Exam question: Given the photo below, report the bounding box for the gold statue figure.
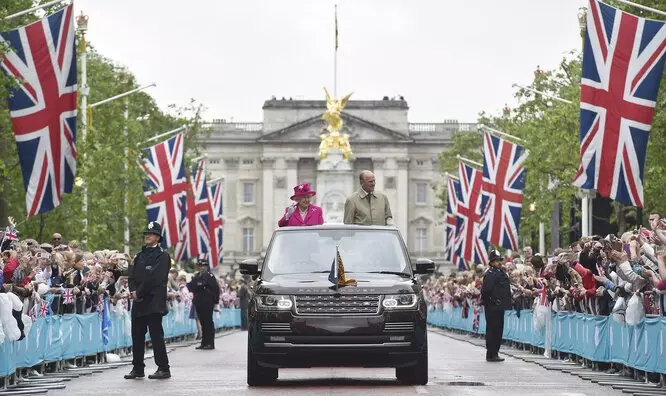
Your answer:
[319,87,353,161]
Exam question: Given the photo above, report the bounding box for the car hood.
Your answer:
[255,273,417,295]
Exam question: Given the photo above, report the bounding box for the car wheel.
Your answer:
[247,337,278,386]
[396,341,428,385]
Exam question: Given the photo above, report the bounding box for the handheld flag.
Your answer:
[573,0,666,208]
[101,294,111,346]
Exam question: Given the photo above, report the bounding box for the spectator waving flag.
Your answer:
[479,132,528,251]
[573,0,666,208]
[207,182,225,268]
[175,158,211,261]
[454,162,488,269]
[445,178,462,263]
[141,133,188,247]
[0,5,78,218]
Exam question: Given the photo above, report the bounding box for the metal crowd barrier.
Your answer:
[0,303,241,395]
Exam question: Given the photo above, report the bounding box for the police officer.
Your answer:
[481,249,511,362]
[124,221,171,380]
[187,258,220,350]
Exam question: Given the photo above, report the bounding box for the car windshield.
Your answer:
[262,228,411,278]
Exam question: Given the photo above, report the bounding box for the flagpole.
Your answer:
[77,12,90,247]
[445,172,459,180]
[334,4,338,98]
[478,124,526,143]
[4,0,69,20]
[511,83,572,105]
[142,125,187,145]
[456,155,483,168]
[612,0,666,17]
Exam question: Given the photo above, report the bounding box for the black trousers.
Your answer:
[240,305,248,330]
[195,301,215,347]
[484,309,505,359]
[131,313,169,371]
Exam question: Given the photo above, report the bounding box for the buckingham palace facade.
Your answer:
[201,97,477,268]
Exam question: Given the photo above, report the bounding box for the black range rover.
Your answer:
[240,224,434,386]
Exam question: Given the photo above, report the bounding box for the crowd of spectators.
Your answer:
[424,213,666,382]
[0,218,242,350]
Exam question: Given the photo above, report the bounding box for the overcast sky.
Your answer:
[72,0,588,123]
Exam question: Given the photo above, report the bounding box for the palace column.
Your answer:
[285,157,299,197]
[261,157,276,250]
[396,157,410,240]
[372,158,386,192]
[223,157,240,254]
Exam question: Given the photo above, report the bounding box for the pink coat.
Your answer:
[277,205,324,227]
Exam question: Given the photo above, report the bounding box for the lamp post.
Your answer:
[578,7,588,40]
[76,11,90,247]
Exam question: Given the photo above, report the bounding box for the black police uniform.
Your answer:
[481,250,512,362]
[187,261,220,349]
[125,221,171,380]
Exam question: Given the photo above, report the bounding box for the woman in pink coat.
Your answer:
[277,183,324,227]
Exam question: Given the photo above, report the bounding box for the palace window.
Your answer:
[243,182,254,204]
[242,228,254,254]
[415,182,427,204]
[415,227,427,253]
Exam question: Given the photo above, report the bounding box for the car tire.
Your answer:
[396,340,428,385]
[247,337,278,386]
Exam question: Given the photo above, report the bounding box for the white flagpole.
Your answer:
[89,83,157,108]
[478,124,526,143]
[511,83,572,105]
[456,155,483,168]
[4,0,69,20]
[142,125,187,145]
[334,4,338,98]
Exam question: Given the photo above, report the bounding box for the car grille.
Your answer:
[294,294,381,315]
[260,323,292,333]
[384,322,415,333]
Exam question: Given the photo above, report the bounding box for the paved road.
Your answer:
[38,328,649,396]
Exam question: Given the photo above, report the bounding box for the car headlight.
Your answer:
[256,295,293,310]
[382,294,418,309]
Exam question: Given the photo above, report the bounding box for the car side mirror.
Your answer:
[414,258,435,274]
[240,258,260,275]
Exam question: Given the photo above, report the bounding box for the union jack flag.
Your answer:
[207,182,225,268]
[535,278,548,306]
[175,159,211,261]
[573,0,666,208]
[39,300,50,318]
[445,178,461,263]
[141,133,188,247]
[0,5,78,218]
[479,132,528,251]
[63,288,74,304]
[454,162,488,269]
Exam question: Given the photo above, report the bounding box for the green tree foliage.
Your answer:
[1,3,208,253]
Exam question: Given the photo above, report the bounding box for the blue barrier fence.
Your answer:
[427,308,666,375]
[0,308,241,377]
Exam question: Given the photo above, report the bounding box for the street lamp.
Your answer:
[578,7,588,39]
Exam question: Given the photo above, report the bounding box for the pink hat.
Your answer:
[290,183,316,201]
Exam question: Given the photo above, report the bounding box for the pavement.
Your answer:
[12,328,664,396]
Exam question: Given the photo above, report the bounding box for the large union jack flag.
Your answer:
[141,133,188,247]
[445,178,461,263]
[207,182,224,268]
[175,159,211,261]
[479,132,528,251]
[0,5,77,218]
[454,162,488,269]
[573,0,666,208]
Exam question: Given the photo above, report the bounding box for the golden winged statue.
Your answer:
[319,87,354,161]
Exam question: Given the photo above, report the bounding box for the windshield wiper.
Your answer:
[363,271,412,278]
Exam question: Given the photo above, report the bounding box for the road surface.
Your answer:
[24,327,662,396]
